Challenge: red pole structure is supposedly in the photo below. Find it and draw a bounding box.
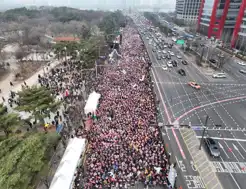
[231,0,246,48]
[217,0,230,39]
[208,0,219,38]
[197,0,205,32]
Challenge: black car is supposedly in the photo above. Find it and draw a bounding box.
[181,60,188,65]
[172,60,177,67]
[204,138,220,158]
[209,59,217,63]
[152,48,156,52]
[178,69,186,76]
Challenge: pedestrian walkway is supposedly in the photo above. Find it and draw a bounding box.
[1,60,60,102]
[180,128,224,189]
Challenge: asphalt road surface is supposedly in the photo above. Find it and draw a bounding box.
[137,19,246,189]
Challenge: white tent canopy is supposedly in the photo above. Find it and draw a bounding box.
[49,138,87,189]
[84,91,101,115]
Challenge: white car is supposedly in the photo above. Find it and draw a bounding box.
[237,61,246,66]
[158,50,161,53]
[167,61,173,67]
[168,50,171,53]
[170,52,175,56]
[162,65,168,70]
[163,50,167,54]
[212,73,226,78]
[164,45,167,48]
[177,55,182,59]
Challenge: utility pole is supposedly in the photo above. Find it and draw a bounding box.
[199,46,205,65]
[95,60,98,78]
[199,115,209,150]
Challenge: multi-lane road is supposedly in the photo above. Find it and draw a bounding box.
[135,15,246,189]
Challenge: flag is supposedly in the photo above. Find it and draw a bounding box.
[65,89,69,97]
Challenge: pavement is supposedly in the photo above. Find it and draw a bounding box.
[136,16,246,189]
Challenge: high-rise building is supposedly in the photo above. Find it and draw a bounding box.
[231,0,246,49]
[197,0,246,49]
[175,0,202,24]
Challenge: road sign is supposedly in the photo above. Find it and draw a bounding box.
[191,126,202,130]
[176,39,185,45]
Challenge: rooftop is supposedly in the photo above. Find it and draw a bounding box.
[54,37,80,42]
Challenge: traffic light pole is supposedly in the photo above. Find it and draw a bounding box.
[199,115,209,150]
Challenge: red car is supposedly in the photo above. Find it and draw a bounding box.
[188,81,201,89]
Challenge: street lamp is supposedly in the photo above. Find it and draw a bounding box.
[217,53,225,69]
[199,115,209,150]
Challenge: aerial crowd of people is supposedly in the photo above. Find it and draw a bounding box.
[72,26,170,189]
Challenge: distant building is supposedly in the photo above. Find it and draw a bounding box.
[54,37,81,43]
[175,0,202,24]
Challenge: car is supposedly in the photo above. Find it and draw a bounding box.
[204,138,220,158]
[162,55,166,59]
[181,60,188,65]
[164,45,167,48]
[212,72,226,78]
[178,69,186,76]
[168,50,171,53]
[237,61,246,66]
[170,52,175,56]
[152,49,156,52]
[157,56,161,60]
[162,65,168,70]
[158,50,162,53]
[163,50,167,54]
[167,61,173,67]
[172,60,178,67]
[166,54,171,59]
[188,81,201,89]
[239,69,246,74]
[209,59,217,63]
[177,55,182,59]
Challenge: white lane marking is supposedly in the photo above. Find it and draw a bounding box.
[181,98,246,123]
[175,156,187,172]
[197,81,246,158]
[160,58,188,122]
[233,143,245,159]
[196,136,246,142]
[218,142,230,158]
[170,85,246,116]
[219,157,241,189]
[177,78,204,126]
[148,49,172,124]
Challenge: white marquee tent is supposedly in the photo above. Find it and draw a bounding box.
[84,91,101,115]
[49,138,87,189]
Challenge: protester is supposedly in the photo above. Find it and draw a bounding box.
[73,26,169,189]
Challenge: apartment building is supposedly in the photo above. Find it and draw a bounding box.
[176,0,202,24]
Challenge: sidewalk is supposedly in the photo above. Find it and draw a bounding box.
[0,60,61,103]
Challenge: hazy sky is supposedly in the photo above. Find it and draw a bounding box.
[0,0,175,10]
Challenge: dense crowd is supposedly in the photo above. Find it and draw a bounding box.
[73,26,170,189]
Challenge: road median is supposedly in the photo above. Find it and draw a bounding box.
[180,128,224,189]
